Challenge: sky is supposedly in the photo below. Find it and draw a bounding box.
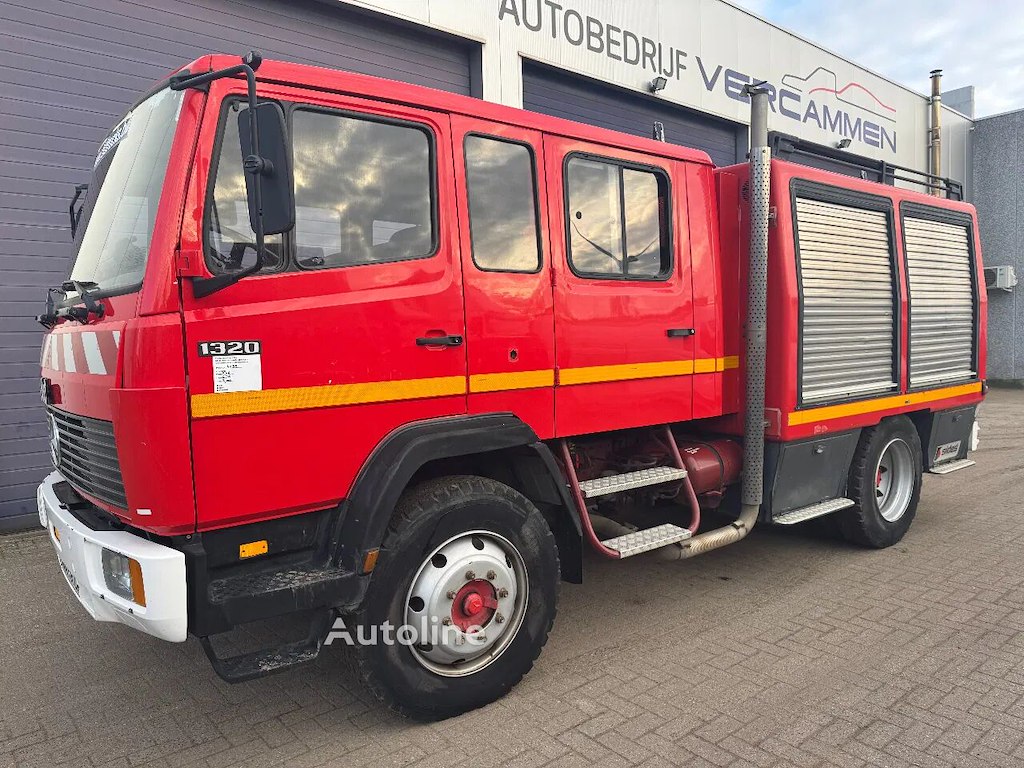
[733,0,1024,117]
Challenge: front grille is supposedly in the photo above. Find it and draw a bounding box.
[48,407,127,509]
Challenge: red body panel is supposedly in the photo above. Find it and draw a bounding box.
[545,137,697,437]
[451,115,556,439]
[181,80,468,531]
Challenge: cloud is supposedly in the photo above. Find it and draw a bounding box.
[731,0,1024,117]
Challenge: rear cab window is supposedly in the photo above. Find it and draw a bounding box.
[565,155,672,280]
[464,135,541,273]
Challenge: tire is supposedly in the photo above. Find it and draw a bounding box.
[350,475,559,720]
[839,416,923,548]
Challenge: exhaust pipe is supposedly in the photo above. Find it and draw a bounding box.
[670,85,769,560]
[929,69,942,196]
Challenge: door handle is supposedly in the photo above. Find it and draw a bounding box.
[666,328,695,338]
[416,334,464,347]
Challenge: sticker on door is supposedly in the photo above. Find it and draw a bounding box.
[213,354,263,393]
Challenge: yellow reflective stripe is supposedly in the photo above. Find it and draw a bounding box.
[190,357,740,418]
[470,369,555,393]
[787,381,983,426]
[559,359,695,386]
[191,375,466,419]
[558,356,736,385]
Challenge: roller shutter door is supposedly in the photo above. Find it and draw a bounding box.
[0,0,477,528]
[795,196,899,404]
[522,62,742,167]
[903,212,978,388]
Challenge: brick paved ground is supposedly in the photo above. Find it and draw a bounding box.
[2,390,1022,768]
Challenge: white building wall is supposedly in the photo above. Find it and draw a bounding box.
[341,0,972,183]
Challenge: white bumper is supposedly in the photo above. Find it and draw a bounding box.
[37,471,188,642]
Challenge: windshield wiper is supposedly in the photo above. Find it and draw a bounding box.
[62,279,98,292]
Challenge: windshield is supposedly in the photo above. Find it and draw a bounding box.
[68,88,184,298]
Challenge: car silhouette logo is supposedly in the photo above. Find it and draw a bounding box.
[781,67,897,122]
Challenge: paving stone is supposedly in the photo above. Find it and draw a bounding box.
[1,392,1022,767]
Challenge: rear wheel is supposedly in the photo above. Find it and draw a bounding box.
[351,476,559,720]
[840,416,923,548]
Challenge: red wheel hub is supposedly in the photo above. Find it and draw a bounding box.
[451,579,498,632]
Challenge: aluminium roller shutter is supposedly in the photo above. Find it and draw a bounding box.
[903,212,978,388]
[794,196,899,405]
[0,0,477,529]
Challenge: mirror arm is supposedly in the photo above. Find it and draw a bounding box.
[177,52,272,299]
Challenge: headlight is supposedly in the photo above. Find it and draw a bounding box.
[101,549,147,606]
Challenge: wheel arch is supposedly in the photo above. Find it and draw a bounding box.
[336,414,582,584]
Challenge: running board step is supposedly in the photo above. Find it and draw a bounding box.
[201,609,334,684]
[579,466,687,498]
[929,458,975,475]
[600,523,692,558]
[773,497,854,526]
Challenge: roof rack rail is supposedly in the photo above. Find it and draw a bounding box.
[768,132,963,201]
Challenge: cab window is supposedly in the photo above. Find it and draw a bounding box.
[565,156,671,279]
[291,109,435,270]
[464,135,541,272]
[205,102,436,274]
[207,101,284,274]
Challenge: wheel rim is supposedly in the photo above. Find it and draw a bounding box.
[405,531,528,678]
[875,438,915,522]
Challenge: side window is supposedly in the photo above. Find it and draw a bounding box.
[291,109,435,269]
[565,156,671,279]
[207,102,284,274]
[464,135,541,272]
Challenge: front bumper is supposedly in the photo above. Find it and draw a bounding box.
[37,471,187,642]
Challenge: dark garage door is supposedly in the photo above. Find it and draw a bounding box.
[522,62,743,167]
[0,0,477,530]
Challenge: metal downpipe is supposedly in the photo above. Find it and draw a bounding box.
[672,85,770,560]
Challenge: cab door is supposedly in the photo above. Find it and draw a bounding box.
[180,81,467,530]
[451,116,555,438]
[544,136,695,436]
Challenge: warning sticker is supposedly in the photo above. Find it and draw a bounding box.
[213,354,262,394]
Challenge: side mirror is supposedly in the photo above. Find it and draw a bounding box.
[238,102,294,237]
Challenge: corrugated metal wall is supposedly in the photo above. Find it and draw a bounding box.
[522,61,743,167]
[0,0,476,529]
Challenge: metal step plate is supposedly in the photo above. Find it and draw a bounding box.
[600,523,693,558]
[773,497,855,526]
[579,466,687,498]
[929,458,976,475]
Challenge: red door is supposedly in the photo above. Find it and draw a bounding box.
[180,81,467,530]
[451,116,555,438]
[543,136,696,437]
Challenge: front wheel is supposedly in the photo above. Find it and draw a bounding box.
[350,476,559,720]
[840,416,923,548]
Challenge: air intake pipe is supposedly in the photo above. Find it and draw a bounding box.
[669,84,769,559]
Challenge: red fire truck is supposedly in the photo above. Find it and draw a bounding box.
[36,53,985,719]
